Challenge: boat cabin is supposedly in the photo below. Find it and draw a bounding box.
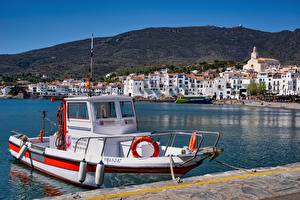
[65,95,137,137]
[50,96,139,157]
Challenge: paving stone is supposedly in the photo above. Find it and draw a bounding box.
[44,162,300,200]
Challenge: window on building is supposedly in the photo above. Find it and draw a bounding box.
[120,101,134,118]
[94,102,116,119]
[68,102,89,120]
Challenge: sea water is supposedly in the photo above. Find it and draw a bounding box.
[1,99,300,199]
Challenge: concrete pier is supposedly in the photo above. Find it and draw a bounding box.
[45,162,300,200]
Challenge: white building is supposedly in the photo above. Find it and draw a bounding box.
[106,84,124,95]
[243,47,280,73]
[297,77,300,95]
[144,72,161,98]
[28,83,47,95]
[1,86,12,96]
[124,75,145,97]
[28,83,69,96]
[279,70,299,95]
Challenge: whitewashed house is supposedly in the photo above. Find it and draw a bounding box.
[106,84,124,95]
[279,70,299,95]
[1,86,12,96]
[144,72,161,99]
[124,75,145,97]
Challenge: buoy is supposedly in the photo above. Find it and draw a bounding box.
[86,79,91,89]
[131,136,160,158]
[17,143,28,160]
[95,160,105,186]
[38,129,44,143]
[50,97,56,102]
[188,132,197,152]
[78,159,87,183]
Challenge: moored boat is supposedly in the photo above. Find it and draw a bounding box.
[8,35,223,188]
[175,96,213,104]
[8,95,223,188]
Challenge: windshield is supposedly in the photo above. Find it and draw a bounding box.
[94,102,116,119]
[68,102,89,120]
[120,101,134,118]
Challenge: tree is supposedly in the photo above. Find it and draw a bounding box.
[257,83,266,96]
[247,82,266,96]
[8,86,24,96]
[247,82,258,96]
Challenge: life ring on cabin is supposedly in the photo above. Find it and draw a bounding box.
[131,136,159,158]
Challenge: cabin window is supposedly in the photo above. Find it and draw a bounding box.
[94,102,116,119]
[68,102,89,120]
[120,101,134,117]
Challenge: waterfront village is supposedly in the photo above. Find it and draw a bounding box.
[1,47,300,101]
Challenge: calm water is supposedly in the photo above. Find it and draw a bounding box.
[1,99,300,199]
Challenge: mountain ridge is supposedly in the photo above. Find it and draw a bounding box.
[1,26,300,78]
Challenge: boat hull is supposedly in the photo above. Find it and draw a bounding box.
[176,96,213,104]
[9,141,194,188]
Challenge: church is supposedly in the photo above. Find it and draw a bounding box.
[243,47,280,72]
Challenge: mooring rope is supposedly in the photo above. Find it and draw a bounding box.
[214,160,256,173]
[169,155,176,180]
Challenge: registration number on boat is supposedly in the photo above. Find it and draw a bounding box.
[104,157,122,163]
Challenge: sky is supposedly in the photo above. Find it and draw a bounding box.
[0,0,300,54]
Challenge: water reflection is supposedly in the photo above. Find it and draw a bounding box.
[8,162,84,199]
[138,104,300,130]
[136,102,300,177]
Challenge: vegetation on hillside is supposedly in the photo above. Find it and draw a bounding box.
[0,26,299,79]
[0,60,242,85]
[115,60,242,76]
[0,73,50,85]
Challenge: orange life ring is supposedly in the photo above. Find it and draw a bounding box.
[131,136,159,158]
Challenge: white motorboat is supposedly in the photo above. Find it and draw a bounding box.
[8,95,223,188]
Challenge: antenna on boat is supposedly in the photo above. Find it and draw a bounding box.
[87,33,94,96]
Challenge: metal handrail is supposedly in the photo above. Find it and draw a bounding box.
[151,130,220,147]
[73,130,221,159]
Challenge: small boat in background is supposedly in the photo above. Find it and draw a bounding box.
[175,96,213,104]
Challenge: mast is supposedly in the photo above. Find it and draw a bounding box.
[90,33,94,81]
[87,33,94,95]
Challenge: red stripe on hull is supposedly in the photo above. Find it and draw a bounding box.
[9,141,194,174]
[19,159,97,189]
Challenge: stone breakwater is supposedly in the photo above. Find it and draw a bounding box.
[44,162,300,200]
[243,100,300,110]
[215,99,300,110]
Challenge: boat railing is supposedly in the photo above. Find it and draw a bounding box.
[73,130,220,159]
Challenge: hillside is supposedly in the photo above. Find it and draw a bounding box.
[1,26,300,78]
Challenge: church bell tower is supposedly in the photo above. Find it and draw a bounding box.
[251,46,258,59]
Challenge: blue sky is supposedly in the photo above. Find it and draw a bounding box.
[0,0,300,54]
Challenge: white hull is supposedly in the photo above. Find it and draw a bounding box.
[9,136,202,188]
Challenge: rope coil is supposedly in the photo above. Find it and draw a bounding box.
[55,104,66,150]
